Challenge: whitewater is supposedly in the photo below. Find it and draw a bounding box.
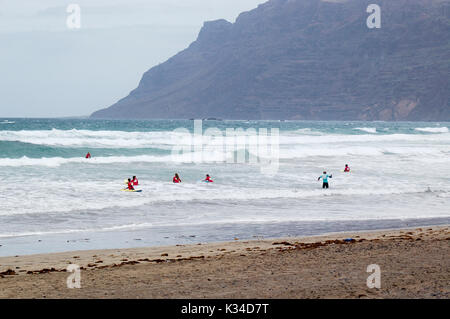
[0,119,449,256]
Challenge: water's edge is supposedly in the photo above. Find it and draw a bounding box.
[1,217,448,257]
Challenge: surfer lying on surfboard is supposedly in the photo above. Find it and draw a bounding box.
[204,174,214,183]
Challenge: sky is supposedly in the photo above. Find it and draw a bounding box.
[0,0,265,117]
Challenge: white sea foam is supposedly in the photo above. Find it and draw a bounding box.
[0,129,190,148]
[0,155,166,167]
[0,142,447,167]
[0,178,444,217]
[279,133,450,144]
[0,150,243,167]
[354,127,377,133]
[415,127,449,133]
[1,123,450,247]
[279,146,445,159]
[1,200,447,240]
[2,129,450,149]
[0,186,448,239]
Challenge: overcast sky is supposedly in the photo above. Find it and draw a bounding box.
[0,0,265,117]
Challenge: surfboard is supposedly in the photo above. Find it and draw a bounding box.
[121,189,142,193]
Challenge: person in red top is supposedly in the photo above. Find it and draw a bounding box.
[132,176,139,186]
[127,178,135,190]
[85,152,91,159]
[344,164,350,172]
[204,174,214,183]
[173,173,181,183]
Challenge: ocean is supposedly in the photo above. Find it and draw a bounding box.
[0,118,449,256]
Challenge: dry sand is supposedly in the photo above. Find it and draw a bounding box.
[0,226,448,299]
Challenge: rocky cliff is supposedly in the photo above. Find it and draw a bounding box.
[91,0,450,120]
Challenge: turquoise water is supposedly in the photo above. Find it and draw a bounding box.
[0,118,449,256]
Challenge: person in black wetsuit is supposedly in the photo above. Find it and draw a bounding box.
[318,171,333,189]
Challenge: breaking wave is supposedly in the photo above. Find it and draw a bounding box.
[354,127,377,133]
[1,128,450,149]
[415,127,449,133]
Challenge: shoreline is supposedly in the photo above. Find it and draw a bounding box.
[0,225,448,274]
[0,225,448,298]
[1,217,449,258]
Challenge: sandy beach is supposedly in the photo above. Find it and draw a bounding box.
[0,226,448,299]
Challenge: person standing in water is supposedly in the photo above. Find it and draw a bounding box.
[85,152,91,159]
[318,171,332,189]
[204,174,214,183]
[127,178,135,190]
[344,164,350,172]
[173,173,181,183]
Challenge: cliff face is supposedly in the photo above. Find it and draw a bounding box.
[91,0,450,121]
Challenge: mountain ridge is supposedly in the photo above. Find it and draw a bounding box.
[91,0,450,121]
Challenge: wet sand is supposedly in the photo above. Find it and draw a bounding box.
[0,226,448,299]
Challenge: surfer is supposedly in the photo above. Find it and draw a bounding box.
[132,176,139,186]
[344,164,350,172]
[127,178,135,190]
[85,152,91,159]
[173,173,181,183]
[204,174,214,183]
[318,171,332,189]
